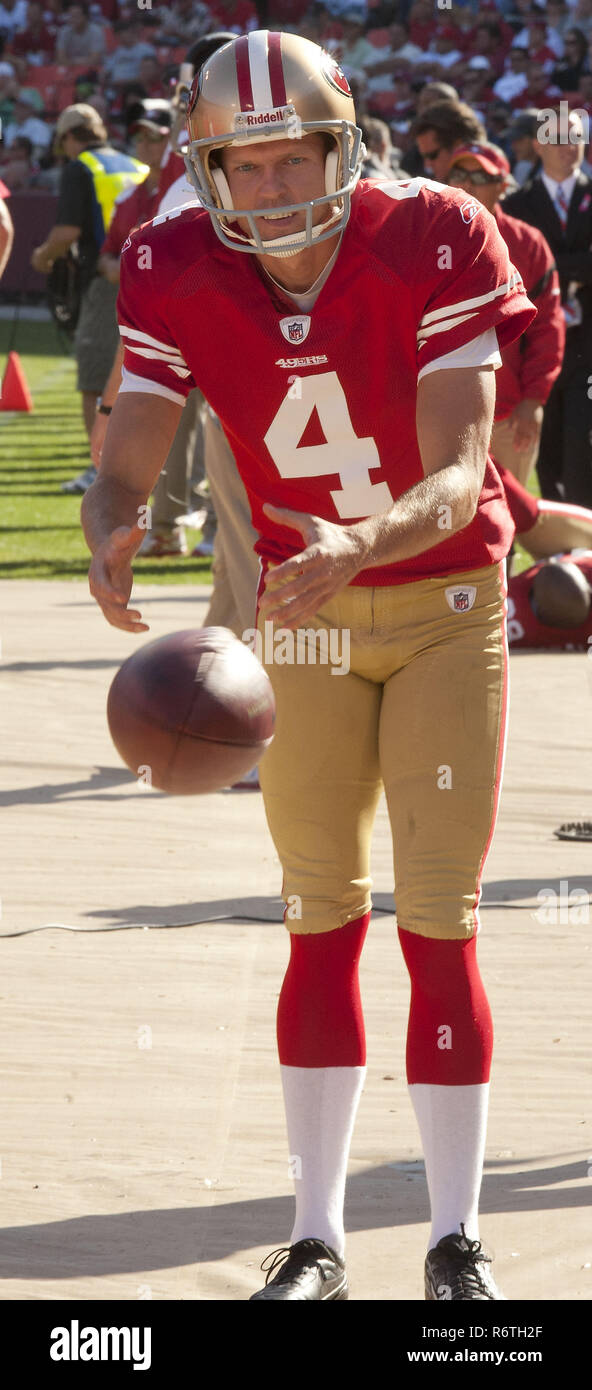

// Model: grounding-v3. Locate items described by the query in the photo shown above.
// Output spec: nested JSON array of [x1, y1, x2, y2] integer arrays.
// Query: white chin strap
[[210, 149, 341, 258]]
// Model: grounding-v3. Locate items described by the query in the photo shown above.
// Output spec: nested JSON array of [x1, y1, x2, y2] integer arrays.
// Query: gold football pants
[[257, 563, 508, 940]]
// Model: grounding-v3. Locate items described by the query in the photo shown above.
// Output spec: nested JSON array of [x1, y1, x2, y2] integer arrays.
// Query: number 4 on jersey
[[264, 371, 395, 519]]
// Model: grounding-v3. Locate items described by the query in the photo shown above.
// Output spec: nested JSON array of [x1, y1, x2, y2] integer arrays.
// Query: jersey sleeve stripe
[[119, 366, 187, 406], [119, 324, 186, 358], [417, 310, 479, 345], [419, 273, 523, 329], [122, 343, 192, 376]]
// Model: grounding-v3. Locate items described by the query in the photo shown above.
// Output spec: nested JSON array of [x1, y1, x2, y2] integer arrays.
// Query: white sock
[[409, 1082, 489, 1250], [280, 1064, 366, 1260]]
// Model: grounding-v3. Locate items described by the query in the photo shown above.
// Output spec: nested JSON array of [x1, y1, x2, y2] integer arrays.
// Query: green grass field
[[0, 317, 213, 583], [0, 315, 534, 582]]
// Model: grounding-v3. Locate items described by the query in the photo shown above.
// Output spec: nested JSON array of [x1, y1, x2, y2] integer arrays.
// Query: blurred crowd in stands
[[2, 0, 592, 195]]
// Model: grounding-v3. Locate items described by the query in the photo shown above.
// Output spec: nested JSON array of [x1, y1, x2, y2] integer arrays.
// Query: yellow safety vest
[[77, 147, 149, 241]]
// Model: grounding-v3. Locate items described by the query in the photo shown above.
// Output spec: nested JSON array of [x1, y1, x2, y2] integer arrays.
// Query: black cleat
[[425, 1224, 506, 1300], [249, 1238, 348, 1300]]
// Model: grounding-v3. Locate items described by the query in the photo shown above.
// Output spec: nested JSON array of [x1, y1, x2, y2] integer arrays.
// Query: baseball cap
[[129, 99, 173, 137], [448, 142, 510, 178], [54, 102, 107, 150]]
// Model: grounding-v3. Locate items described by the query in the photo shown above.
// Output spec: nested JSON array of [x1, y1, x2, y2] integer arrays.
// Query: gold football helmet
[[184, 30, 363, 256]]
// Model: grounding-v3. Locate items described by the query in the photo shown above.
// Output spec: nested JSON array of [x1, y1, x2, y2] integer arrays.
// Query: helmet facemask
[[184, 118, 362, 257]]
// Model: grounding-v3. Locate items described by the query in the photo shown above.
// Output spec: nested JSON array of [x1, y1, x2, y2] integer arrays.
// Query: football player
[[81, 32, 537, 1300]]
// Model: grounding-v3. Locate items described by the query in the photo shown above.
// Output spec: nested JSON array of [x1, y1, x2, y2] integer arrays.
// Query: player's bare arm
[[260, 366, 496, 627], [82, 391, 182, 633]]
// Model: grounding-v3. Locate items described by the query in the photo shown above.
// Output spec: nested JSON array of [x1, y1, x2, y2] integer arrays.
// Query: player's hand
[[258, 504, 366, 628], [88, 522, 148, 633], [508, 399, 543, 452], [90, 410, 108, 468]]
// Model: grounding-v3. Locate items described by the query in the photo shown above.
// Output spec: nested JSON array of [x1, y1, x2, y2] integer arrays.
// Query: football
[[107, 626, 275, 794]]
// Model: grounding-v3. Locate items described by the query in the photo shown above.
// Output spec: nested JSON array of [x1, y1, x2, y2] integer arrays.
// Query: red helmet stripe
[[235, 34, 254, 111], [267, 31, 287, 108]]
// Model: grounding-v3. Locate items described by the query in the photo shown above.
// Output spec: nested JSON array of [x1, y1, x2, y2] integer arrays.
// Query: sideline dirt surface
[[0, 580, 590, 1300]]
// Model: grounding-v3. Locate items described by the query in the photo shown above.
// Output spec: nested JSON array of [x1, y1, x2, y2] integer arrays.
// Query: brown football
[[107, 627, 275, 794]]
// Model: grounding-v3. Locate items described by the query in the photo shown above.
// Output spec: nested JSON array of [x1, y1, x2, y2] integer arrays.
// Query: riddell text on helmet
[[235, 106, 295, 128]]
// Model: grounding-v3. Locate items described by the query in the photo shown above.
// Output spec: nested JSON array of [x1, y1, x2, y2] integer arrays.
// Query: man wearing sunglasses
[[411, 100, 486, 184], [448, 142, 565, 490]]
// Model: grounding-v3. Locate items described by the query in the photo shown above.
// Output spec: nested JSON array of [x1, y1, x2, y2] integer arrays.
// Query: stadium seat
[[25, 64, 90, 114]]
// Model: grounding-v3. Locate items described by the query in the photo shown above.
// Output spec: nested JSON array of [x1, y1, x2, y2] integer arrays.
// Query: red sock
[[398, 927, 493, 1085], [277, 914, 370, 1067]]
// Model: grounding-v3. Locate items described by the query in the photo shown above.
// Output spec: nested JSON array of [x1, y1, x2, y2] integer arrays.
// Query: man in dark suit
[[504, 110, 592, 507]]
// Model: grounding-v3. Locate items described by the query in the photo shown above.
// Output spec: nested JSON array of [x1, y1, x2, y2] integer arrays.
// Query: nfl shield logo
[[445, 585, 477, 613], [280, 315, 311, 344]]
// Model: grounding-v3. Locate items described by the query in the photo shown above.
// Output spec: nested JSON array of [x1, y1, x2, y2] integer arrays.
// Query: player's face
[[220, 133, 330, 244]]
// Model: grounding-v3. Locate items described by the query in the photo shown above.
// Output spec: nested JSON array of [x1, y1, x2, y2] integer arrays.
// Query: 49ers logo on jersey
[[280, 315, 311, 344], [460, 199, 480, 224], [320, 51, 352, 97]]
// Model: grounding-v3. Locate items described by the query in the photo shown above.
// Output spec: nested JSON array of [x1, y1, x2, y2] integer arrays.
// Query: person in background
[[0, 131, 33, 189], [552, 26, 589, 90], [447, 141, 565, 489], [411, 99, 487, 183], [360, 116, 404, 179], [103, 20, 157, 88], [504, 109, 592, 507], [98, 102, 172, 288], [0, 0, 27, 41], [30, 103, 148, 494], [569, 0, 592, 42], [414, 80, 458, 114], [55, 0, 105, 67], [7, 0, 56, 68], [0, 59, 17, 125], [137, 55, 166, 101], [492, 46, 530, 106], [3, 89, 51, 156], [156, 0, 215, 46], [507, 109, 540, 186], [513, 58, 562, 111]]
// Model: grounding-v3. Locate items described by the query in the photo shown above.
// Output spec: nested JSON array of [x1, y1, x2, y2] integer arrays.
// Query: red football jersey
[[508, 553, 592, 650], [100, 179, 159, 259], [117, 177, 536, 585], [156, 146, 187, 205]]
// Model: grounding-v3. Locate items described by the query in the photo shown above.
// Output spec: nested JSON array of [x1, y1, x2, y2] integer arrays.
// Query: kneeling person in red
[[82, 31, 536, 1300]]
